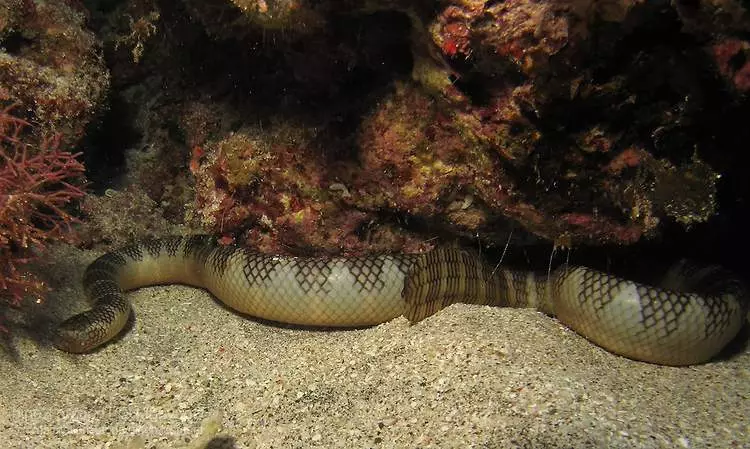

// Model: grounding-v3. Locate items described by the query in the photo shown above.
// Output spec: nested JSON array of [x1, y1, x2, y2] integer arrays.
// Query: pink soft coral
[[0, 104, 86, 306]]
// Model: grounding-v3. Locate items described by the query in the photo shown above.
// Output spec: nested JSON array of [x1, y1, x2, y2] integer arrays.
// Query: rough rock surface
[[3, 0, 749, 257], [69, 0, 748, 260], [0, 0, 109, 142]]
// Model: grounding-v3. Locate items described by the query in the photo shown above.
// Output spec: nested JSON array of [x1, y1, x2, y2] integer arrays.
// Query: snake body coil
[[56, 235, 748, 365]]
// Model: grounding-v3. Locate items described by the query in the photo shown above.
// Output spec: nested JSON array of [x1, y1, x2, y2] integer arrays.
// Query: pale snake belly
[[55, 235, 749, 365]]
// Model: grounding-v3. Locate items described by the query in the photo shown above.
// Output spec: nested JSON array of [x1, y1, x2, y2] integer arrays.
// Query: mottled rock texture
[[71, 0, 749, 261], [0, 0, 109, 142]]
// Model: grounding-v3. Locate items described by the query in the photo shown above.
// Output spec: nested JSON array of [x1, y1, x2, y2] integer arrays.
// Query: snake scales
[[55, 235, 749, 365]]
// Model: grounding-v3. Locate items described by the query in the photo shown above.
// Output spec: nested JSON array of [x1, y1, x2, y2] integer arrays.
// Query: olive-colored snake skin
[[55, 235, 749, 365]]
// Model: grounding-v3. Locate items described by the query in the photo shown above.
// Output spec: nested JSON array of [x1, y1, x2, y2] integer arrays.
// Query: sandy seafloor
[[0, 244, 748, 449]]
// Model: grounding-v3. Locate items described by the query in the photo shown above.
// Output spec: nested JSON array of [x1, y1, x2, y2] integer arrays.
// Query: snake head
[[55, 312, 106, 353]]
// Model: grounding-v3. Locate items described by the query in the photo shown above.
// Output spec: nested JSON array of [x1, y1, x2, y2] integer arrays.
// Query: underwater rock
[[712, 38, 750, 93], [0, 0, 109, 142], [189, 112, 435, 254], [181, 0, 326, 42], [79, 0, 748, 253]]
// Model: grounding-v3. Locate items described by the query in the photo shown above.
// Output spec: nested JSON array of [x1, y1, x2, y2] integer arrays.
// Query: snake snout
[[55, 314, 100, 353]]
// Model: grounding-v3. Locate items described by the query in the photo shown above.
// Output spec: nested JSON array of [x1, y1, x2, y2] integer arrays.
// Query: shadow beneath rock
[[713, 320, 750, 364]]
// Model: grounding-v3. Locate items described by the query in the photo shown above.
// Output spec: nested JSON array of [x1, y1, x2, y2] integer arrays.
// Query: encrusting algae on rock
[[2, 0, 746, 262], [173, 0, 740, 254]]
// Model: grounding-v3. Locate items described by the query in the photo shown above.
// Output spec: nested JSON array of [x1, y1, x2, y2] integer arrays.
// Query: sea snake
[[55, 235, 749, 365]]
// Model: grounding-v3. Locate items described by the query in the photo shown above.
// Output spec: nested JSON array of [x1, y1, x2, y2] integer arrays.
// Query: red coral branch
[[0, 104, 86, 306]]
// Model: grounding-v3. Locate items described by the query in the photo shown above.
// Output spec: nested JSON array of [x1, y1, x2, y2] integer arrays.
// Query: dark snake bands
[[55, 235, 749, 365]]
